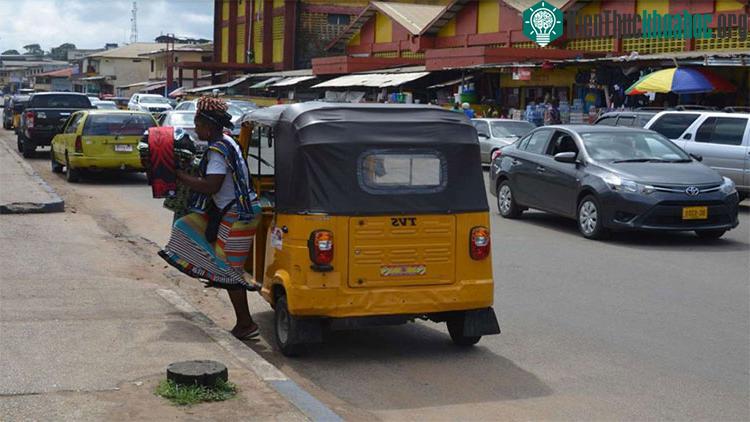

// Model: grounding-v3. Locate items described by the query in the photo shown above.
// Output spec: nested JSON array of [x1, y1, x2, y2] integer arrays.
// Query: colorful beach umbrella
[[626, 67, 735, 95]]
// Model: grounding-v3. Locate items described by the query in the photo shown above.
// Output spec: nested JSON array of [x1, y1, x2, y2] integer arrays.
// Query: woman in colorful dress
[[159, 96, 262, 340]]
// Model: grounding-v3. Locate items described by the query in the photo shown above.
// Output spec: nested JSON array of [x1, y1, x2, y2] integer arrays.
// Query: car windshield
[[490, 121, 535, 138], [581, 132, 690, 162], [30, 94, 90, 108], [83, 113, 155, 136], [140, 96, 170, 104], [227, 104, 243, 120], [165, 112, 196, 127]]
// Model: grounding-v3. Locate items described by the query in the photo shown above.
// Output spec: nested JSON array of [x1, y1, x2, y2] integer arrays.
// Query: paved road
[[6, 130, 749, 421]]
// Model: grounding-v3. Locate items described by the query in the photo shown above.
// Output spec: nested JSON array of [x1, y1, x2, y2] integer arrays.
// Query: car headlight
[[603, 174, 654, 194], [720, 177, 736, 195]]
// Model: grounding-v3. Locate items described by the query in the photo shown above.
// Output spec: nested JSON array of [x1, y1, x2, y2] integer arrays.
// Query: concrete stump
[[167, 360, 228, 387]]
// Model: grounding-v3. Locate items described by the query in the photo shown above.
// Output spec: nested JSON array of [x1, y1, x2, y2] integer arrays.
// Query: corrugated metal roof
[[371, 1, 445, 35], [250, 77, 285, 89], [272, 76, 316, 87], [502, 0, 571, 13], [311, 72, 429, 88], [86, 43, 168, 59]]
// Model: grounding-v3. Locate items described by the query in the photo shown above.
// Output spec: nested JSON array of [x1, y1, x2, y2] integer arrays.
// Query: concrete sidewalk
[[0, 139, 64, 213], [0, 210, 308, 420]]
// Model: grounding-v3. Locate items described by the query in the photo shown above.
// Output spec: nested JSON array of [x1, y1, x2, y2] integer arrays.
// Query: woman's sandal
[[232, 326, 260, 340]]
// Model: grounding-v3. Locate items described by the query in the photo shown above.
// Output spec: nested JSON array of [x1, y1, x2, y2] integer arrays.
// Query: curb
[[0, 140, 65, 214], [156, 289, 343, 422]]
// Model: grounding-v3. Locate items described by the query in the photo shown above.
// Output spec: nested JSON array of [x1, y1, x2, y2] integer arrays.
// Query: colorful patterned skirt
[[159, 209, 261, 291]]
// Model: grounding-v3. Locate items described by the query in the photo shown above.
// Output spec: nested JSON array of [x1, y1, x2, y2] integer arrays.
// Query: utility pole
[[130, 1, 138, 43], [165, 34, 175, 98]]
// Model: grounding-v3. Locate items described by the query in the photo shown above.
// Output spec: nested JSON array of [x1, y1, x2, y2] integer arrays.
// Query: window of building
[[150, 60, 154, 72], [327, 14, 350, 25]]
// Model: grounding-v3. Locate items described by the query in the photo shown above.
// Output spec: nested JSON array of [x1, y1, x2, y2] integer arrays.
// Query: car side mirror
[[478, 132, 489, 138], [683, 133, 692, 140], [554, 152, 578, 163], [690, 153, 703, 162]]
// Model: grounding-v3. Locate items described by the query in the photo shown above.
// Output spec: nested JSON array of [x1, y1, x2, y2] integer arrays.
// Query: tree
[[49, 43, 77, 61], [22, 43, 43, 56], [2, 49, 20, 55]]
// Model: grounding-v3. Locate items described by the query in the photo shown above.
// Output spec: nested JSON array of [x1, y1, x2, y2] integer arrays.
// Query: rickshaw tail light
[[25, 111, 34, 128], [74, 135, 83, 153], [308, 230, 334, 268], [470, 226, 491, 260]]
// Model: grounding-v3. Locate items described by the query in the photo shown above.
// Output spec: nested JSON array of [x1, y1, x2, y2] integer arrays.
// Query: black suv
[[18, 92, 93, 157]]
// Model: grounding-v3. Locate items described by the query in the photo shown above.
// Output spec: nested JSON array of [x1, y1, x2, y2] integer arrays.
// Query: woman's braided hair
[[196, 96, 234, 129]]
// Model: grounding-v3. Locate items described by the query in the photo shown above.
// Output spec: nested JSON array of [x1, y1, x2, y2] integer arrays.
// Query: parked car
[[50, 110, 157, 182], [159, 110, 207, 155], [471, 118, 535, 164], [128, 93, 172, 114], [92, 100, 118, 110], [594, 111, 658, 128], [18, 92, 93, 158], [490, 125, 739, 239], [724, 106, 750, 113], [106, 96, 130, 110], [3, 95, 29, 130], [228, 99, 258, 113], [175, 99, 243, 137], [644, 111, 749, 201]]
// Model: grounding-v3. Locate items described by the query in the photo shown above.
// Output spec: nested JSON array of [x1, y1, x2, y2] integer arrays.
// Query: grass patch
[[155, 379, 238, 406]]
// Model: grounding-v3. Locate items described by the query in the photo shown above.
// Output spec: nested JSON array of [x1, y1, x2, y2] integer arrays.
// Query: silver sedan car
[[472, 118, 535, 164]]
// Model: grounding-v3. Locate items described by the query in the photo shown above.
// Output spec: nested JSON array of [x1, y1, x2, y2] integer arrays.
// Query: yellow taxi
[[51, 110, 157, 182]]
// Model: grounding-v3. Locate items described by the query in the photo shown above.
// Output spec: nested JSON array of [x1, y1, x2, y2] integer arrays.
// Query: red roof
[[35, 67, 74, 78]]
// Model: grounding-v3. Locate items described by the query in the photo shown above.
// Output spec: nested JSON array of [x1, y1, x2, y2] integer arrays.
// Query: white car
[[644, 111, 749, 201], [128, 93, 172, 114], [91, 100, 118, 110]]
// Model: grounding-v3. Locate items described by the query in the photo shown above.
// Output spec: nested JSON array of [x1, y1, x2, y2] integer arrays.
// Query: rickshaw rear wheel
[[274, 293, 303, 357], [447, 317, 481, 347]]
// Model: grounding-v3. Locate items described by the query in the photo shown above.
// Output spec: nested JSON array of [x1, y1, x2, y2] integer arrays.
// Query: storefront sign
[[512, 68, 532, 81]]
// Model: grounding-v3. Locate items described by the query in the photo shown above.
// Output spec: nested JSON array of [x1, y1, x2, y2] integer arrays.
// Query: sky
[[0, 0, 213, 53]]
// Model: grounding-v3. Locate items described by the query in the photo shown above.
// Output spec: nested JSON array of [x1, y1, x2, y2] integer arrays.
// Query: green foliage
[[155, 379, 237, 406], [50, 43, 77, 61], [2, 49, 20, 55], [23, 44, 43, 56]]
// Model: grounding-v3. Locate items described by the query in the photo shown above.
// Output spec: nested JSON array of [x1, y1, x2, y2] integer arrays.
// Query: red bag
[[148, 127, 176, 198]]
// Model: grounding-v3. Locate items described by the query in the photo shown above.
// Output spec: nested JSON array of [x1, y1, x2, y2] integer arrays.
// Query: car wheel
[[50, 150, 63, 173], [695, 229, 726, 240], [16, 135, 23, 153], [496, 181, 522, 218], [21, 137, 36, 158], [274, 293, 303, 357], [577, 195, 609, 240], [447, 315, 481, 347], [65, 154, 81, 183]]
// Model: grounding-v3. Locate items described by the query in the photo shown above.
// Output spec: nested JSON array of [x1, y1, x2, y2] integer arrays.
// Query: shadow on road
[[510, 211, 749, 252], [249, 310, 552, 411]]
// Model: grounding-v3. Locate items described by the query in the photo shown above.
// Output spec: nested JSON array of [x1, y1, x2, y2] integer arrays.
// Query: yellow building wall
[[375, 12, 392, 43], [254, 0, 263, 64], [237, 23, 246, 63], [437, 16, 456, 37], [221, 27, 229, 63], [349, 32, 361, 47], [715, 0, 744, 11], [273, 16, 284, 63], [636, 0, 669, 15], [578, 1, 601, 16], [222, 0, 230, 20], [477, 0, 499, 34]]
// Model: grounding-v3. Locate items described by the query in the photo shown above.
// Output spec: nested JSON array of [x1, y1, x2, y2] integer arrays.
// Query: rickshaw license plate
[[682, 206, 708, 220], [114, 144, 132, 152], [380, 265, 426, 277]]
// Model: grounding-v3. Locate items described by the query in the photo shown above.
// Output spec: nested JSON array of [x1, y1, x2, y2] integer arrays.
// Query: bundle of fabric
[[138, 128, 201, 219]]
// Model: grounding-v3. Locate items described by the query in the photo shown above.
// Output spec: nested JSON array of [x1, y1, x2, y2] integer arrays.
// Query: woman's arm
[[176, 170, 225, 194]]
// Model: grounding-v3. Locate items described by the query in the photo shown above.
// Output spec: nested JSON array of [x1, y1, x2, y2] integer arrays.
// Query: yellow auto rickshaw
[[238, 103, 500, 356]]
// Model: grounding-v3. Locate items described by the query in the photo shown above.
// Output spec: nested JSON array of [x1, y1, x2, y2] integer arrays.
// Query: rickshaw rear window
[[358, 151, 446, 194]]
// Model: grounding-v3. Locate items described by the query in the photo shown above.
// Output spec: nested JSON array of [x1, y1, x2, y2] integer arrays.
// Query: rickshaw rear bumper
[[281, 278, 495, 319]]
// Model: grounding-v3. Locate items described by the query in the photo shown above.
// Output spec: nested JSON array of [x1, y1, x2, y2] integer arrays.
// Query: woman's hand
[[176, 170, 225, 195]]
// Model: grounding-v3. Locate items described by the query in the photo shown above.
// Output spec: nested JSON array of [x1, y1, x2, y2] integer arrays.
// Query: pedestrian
[[462, 102, 475, 118], [159, 96, 263, 341], [545, 98, 561, 125], [452, 102, 461, 112]]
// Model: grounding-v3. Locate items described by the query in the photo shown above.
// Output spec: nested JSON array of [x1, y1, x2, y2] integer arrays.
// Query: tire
[[50, 150, 63, 173], [496, 180, 522, 218], [577, 195, 609, 240], [65, 154, 81, 183], [447, 316, 481, 347], [21, 137, 35, 158], [695, 229, 726, 240], [274, 293, 303, 357], [16, 136, 23, 153]]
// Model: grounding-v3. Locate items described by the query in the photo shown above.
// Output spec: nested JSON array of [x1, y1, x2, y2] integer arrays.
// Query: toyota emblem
[[685, 186, 700, 196]]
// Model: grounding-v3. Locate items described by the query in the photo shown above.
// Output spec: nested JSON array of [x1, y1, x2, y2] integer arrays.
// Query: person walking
[[159, 96, 263, 340], [462, 102, 475, 118]]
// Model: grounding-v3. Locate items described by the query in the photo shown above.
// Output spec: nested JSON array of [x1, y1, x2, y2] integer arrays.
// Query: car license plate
[[682, 206, 708, 220], [114, 144, 133, 152]]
